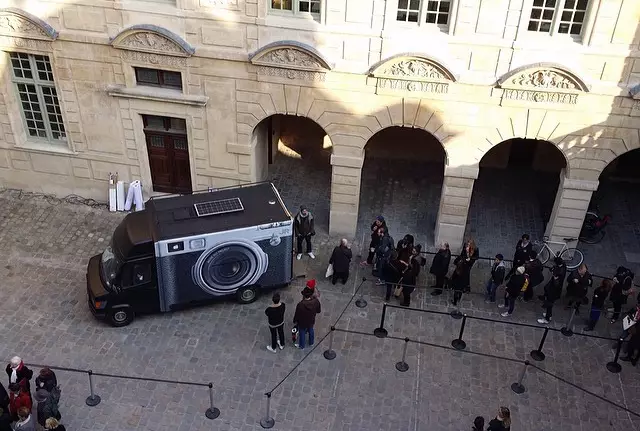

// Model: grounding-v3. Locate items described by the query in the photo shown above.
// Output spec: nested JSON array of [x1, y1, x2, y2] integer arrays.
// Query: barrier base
[[260, 417, 275, 429], [450, 310, 463, 320], [431, 289, 443, 296], [374, 328, 388, 338], [560, 327, 574, 337], [323, 349, 337, 360], [451, 339, 466, 350], [530, 350, 546, 362], [355, 298, 368, 308], [205, 407, 220, 420], [85, 395, 101, 407], [606, 361, 622, 373], [395, 361, 409, 372], [510, 382, 526, 394]]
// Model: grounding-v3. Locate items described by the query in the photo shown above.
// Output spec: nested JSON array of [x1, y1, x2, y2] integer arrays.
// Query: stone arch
[[369, 52, 459, 82], [110, 24, 195, 57], [497, 62, 590, 93], [249, 41, 334, 72], [0, 7, 58, 40]]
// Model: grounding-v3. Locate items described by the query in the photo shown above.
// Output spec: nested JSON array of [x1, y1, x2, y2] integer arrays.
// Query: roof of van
[[146, 182, 292, 241]]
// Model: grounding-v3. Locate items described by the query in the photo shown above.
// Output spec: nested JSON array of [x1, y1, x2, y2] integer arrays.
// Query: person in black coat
[[537, 257, 566, 324], [485, 254, 506, 303], [373, 227, 394, 279], [396, 234, 414, 265], [430, 242, 451, 295], [35, 368, 57, 393], [500, 267, 525, 317], [363, 216, 387, 266], [450, 262, 469, 306], [507, 234, 532, 278], [609, 266, 635, 323], [584, 279, 612, 331], [265, 292, 286, 353], [0, 406, 11, 431], [487, 406, 511, 431], [6, 357, 33, 395], [329, 239, 353, 285], [400, 246, 424, 307], [454, 240, 479, 293], [294, 205, 315, 260], [523, 251, 544, 302], [565, 264, 592, 314]]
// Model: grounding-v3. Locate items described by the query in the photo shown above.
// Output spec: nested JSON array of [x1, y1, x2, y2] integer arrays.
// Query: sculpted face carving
[[119, 32, 184, 54], [261, 48, 323, 69], [510, 69, 578, 90], [0, 14, 49, 38], [381, 59, 448, 80]]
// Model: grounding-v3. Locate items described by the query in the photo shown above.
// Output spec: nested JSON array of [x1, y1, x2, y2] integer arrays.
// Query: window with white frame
[[527, 0, 589, 36], [270, 0, 320, 19], [9, 52, 66, 143], [396, 0, 451, 27]]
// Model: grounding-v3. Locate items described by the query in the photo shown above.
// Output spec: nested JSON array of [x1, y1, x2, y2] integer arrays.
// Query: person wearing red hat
[[305, 279, 320, 299], [293, 284, 321, 349]]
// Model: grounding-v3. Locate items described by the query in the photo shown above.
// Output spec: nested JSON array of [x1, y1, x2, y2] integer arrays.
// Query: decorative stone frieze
[[503, 89, 578, 105], [249, 41, 333, 82], [0, 35, 51, 51], [199, 0, 239, 9], [120, 50, 187, 67], [254, 66, 326, 82], [369, 54, 458, 96], [0, 8, 58, 40], [111, 24, 195, 57]]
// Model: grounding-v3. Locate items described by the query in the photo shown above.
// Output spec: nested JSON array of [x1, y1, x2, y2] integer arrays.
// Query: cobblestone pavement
[[0, 155, 639, 430]]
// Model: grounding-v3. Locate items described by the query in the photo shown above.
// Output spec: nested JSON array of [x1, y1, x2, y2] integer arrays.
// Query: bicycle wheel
[[538, 246, 551, 265], [560, 248, 584, 269], [579, 230, 605, 245]]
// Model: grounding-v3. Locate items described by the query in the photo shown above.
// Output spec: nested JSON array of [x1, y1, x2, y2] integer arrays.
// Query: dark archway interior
[[580, 148, 640, 274], [465, 138, 567, 257], [357, 126, 446, 247], [253, 114, 331, 233]]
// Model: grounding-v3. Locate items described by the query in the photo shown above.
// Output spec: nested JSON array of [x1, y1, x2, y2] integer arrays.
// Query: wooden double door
[[143, 115, 192, 194]]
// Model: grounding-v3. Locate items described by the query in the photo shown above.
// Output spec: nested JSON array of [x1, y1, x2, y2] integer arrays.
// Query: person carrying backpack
[[537, 257, 566, 324], [34, 386, 61, 428], [523, 251, 544, 302], [610, 266, 635, 323]]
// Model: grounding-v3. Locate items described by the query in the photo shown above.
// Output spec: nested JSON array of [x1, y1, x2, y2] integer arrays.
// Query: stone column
[[329, 154, 364, 237], [434, 166, 479, 251], [544, 171, 599, 248]]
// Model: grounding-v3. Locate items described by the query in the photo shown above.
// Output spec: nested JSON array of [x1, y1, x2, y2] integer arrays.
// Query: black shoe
[[620, 356, 632, 362], [384, 296, 390, 301]]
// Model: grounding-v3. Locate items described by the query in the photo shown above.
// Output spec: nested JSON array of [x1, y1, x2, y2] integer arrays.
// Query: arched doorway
[[357, 126, 446, 245], [251, 114, 332, 233], [581, 148, 640, 274], [465, 138, 567, 256]]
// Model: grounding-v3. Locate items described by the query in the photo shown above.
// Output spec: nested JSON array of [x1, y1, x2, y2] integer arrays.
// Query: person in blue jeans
[[485, 254, 506, 303], [293, 286, 322, 349]]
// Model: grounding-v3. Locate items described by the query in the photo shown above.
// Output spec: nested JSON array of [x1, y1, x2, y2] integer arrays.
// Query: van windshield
[[101, 243, 124, 290]]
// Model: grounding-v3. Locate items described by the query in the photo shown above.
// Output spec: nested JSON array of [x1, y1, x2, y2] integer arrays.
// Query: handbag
[[394, 285, 403, 297], [325, 264, 334, 278]]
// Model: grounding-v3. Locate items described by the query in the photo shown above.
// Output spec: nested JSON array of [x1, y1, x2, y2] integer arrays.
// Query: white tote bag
[[325, 264, 334, 278]]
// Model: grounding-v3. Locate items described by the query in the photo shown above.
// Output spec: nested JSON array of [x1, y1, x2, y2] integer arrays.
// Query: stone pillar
[[544, 171, 599, 248], [434, 166, 479, 251], [329, 154, 364, 237]]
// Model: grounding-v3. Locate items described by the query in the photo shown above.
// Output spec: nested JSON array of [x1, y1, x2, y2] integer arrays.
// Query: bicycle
[[579, 207, 611, 245], [533, 236, 584, 269]]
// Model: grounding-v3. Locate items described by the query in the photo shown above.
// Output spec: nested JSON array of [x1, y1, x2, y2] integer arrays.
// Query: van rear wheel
[[109, 306, 134, 327], [236, 286, 258, 304]]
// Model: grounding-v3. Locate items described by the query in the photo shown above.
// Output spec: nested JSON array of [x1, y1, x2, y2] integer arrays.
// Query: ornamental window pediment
[[497, 63, 590, 105], [249, 41, 333, 82], [111, 25, 195, 58], [369, 54, 458, 95], [0, 8, 58, 41]]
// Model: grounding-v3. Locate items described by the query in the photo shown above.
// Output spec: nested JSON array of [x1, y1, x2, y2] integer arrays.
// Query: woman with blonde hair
[[454, 239, 479, 293], [45, 417, 66, 431], [487, 406, 511, 430]]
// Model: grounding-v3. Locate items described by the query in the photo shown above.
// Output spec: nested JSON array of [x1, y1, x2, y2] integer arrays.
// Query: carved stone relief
[[378, 78, 448, 94], [0, 14, 49, 38], [120, 50, 187, 67], [508, 69, 578, 90], [118, 32, 184, 55], [0, 35, 51, 51], [199, 0, 239, 8], [503, 89, 578, 105], [378, 59, 449, 81], [256, 48, 324, 71], [255, 66, 326, 82], [632, 100, 640, 110]]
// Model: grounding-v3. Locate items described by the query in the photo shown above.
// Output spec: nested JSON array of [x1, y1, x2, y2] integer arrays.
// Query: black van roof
[[146, 182, 292, 241]]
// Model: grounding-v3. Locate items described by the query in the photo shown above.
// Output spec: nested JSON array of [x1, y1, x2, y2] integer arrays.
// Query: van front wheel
[[236, 286, 258, 304], [109, 306, 134, 327]]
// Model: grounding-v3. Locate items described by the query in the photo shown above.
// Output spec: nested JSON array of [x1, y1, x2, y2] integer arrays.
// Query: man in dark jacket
[[500, 266, 526, 317], [34, 387, 61, 427], [430, 242, 451, 295], [565, 263, 592, 314], [0, 406, 11, 431], [329, 239, 352, 285], [374, 227, 394, 281], [584, 279, 612, 331], [396, 234, 414, 265], [294, 205, 315, 260], [485, 254, 506, 303], [523, 251, 544, 302], [0, 382, 7, 415], [538, 257, 566, 324], [507, 234, 532, 278], [363, 216, 386, 266], [293, 287, 321, 349], [609, 266, 635, 323]]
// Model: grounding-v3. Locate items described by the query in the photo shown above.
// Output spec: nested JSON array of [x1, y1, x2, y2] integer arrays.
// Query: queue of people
[[0, 358, 65, 431]]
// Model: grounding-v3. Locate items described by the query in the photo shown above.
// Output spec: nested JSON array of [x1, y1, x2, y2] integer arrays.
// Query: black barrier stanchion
[[323, 326, 337, 360], [374, 303, 388, 338], [260, 392, 275, 429], [85, 370, 101, 407], [451, 314, 467, 350], [561, 306, 577, 336], [355, 277, 368, 308], [395, 337, 410, 372], [530, 327, 549, 361], [205, 382, 220, 419], [606, 338, 624, 373], [511, 361, 530, 394]]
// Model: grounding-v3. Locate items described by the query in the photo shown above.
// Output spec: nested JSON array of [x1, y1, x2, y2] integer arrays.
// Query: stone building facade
[[0, 0, 638, 248]]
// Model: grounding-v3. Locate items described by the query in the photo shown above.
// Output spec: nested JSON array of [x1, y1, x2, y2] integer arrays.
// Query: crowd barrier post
[[355, 277, 368, 308], [205, 382, 220, 419], [511, 361, 530, 394], [85, 370, 101, 407], [451, 314, 468, 350], [259, 392, 275, 429], [323, 326, 337, 360], [530, 327, 549, 362], [561, 307, 577, 337], [606, 338, 624, 374], [395, 337, 410, 372], [374, 303, 389, 338]]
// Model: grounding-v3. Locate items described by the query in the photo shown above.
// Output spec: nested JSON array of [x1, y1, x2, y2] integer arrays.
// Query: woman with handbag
[[450, 261, 469, 307]]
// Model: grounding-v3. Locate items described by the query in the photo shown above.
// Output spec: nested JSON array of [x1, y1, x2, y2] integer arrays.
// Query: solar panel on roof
[[194, 197, 244, 217]]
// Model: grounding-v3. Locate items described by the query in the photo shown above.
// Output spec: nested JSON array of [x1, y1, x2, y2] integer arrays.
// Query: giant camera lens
[[193, 240, 268, 294]]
